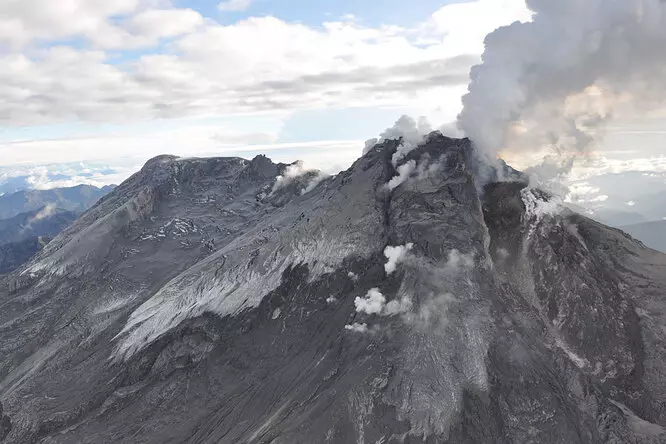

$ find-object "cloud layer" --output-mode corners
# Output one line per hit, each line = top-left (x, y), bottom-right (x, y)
(0, 0), (531, 128)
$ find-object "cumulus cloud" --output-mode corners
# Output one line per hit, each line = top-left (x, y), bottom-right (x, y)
(0, 1), (204, 50)
(0, 0), (531, 127)
(128, 9), (204, 42)
(384, 243), (413, 275)
(218, 0), (252, 12)
(458, 0), (666, 180)
(354, 288), (386, 315)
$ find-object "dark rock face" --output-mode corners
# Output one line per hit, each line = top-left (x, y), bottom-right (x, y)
(0, 237), (51, 275)
(0, 402), (10, 441)
(0, 136), (665, 443)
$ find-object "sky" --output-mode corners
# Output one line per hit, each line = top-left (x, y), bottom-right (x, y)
(0, 0), (534, 188)
(0, 0), (664, 221)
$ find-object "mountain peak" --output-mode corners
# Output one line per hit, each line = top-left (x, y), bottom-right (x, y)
(1, 135), (666, 443)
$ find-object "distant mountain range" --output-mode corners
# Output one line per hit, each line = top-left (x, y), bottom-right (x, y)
(0, 185), (114, 274)
(620, 220), (666, 253)
(0, 236), (51, 275)
(0, 184), (115, 220)
(0, 207), (78, 245)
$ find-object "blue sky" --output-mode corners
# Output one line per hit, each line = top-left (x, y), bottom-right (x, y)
(180, 0), (461, 26)
(1, 0), (536, 183)
(3, 0), (664, 203)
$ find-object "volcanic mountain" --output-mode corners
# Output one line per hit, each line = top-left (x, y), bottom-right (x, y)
(0, 134), (665, 443)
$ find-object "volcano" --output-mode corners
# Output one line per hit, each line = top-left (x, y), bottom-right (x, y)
(0, 134), (665, 443)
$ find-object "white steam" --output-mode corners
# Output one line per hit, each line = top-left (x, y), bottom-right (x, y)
(271, 160), (328, 195)
(382, 115), (432, 166)
(354, 287), (413, 317)
(458, 0), (666, 176)
(384, 243), (413, 275)
(386, 160), (417, 191)
(354, 288), (386, 315)
(344, 323), (369, 333)
(29, 203), (57, 224)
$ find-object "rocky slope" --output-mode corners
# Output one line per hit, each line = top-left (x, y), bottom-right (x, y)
(0, 134), (665, 443)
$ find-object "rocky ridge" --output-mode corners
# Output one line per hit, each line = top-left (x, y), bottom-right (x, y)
(0, 134), (664, 443)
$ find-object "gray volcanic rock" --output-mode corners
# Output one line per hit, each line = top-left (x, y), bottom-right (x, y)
(0, 134), (666, 443)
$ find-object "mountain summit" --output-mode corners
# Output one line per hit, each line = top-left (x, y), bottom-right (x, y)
(1, 134), (665, 443)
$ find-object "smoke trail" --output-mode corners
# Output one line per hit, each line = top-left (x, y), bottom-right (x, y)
(458, 0), (666, 178)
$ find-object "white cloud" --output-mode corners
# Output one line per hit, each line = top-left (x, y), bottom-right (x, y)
(384, 243), (413, 275)
(354, 288), (386, 315)
(0, 1), (531, 127)
(0, 1), (205, 50)
(128, 9), (204, 41)
(218, 0), (252, 12)
(344, 323), (368, 333)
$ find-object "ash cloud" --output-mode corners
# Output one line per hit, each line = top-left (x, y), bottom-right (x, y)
(458, 0), (666, 180)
